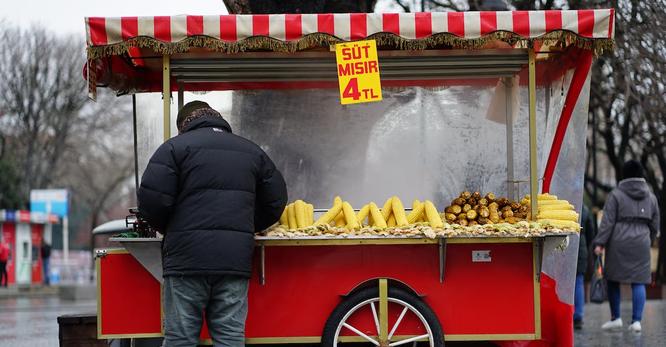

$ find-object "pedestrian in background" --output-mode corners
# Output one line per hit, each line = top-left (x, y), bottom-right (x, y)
(138, 101), (288, 347)
(41, 242), (51, 286)
(0, 239), (9, 287)
(593, 160), (660, 333)
(574, 204), (597, 329)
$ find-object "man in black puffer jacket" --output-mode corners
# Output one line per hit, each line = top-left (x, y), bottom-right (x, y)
(138, 101), (287, 347)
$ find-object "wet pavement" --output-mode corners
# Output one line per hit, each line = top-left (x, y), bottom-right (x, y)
(0, 297), (664, 346)
(0, 297), (96, 347)
(574, 300), (666, 347)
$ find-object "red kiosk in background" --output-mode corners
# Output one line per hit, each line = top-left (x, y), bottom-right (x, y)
(85, 9), (615, 347)
(0, 209), (58, 286)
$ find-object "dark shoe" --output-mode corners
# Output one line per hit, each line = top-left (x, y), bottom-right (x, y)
(574, 319), (583, 330)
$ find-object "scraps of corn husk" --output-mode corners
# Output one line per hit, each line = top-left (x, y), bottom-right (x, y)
(262, 220), (577, 239)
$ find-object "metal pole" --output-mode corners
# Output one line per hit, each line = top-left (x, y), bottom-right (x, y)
(177, 85), (184, 111)
(163, 55), (171, 141)
(505, 77), (515, 200)
(132, 95), (139, 192)
(528, 49), (538, 220)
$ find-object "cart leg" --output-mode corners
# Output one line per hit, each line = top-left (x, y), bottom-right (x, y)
(378, 278), (388, 345)
(162, 55), (171, 141)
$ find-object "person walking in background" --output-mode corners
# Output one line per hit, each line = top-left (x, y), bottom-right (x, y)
(138, 101), (288, 347)
(41, 242), (51, 286)
(0, 239), (9, 287)
(593, 160), (660, 333)
(574, 204), (597, 329)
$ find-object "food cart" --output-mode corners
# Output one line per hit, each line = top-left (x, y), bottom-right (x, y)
(85, 9), (615, 347)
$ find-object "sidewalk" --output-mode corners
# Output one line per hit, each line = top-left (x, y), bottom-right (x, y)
(0, 285), (59, 299)
(574, 300), (666, 347)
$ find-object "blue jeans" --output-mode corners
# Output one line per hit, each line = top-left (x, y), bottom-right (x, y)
(573, 274), (585, 321)
(607, 280), (646, 323)
(163, 275), (249, 347)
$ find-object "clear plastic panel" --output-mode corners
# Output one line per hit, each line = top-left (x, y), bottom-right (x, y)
(133, 73), (588, 212)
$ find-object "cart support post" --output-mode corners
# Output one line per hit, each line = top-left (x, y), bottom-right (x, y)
(439, 238), (446, 283)
(162, 55), (171, 141)
(528, 49), (538, 219)
(177, 85), (184, 111)
(379, 278), (388, 343)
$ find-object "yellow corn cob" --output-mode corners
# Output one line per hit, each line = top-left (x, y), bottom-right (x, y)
(279, 207), (288, 226)
(530, 199), (572, 206)
(369, 202), (387, 228)
(315, 196), (343, 225)
(392, 197), (409, 226)
(294, 200), (308, 228)
(538, 203), (574, 212)
(387, 214), (397, 227)
(287, 204), (297, 230)
(334, 211), (346, 227)
(381, 197), (393, 220)
(357, 204), (370, 226)
(408, 200), (425, 224)
(342, 202), (360, 229)
(306, 204), (314, 225)
(424, 200), (444, 228)
(524, 193), (559, 201)
(538, 219), (581, 231)
(537, 210), (579, 222)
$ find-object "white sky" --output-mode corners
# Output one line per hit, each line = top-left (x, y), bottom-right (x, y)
(3, 1), (404, 39)
(2, 0), (228, 38)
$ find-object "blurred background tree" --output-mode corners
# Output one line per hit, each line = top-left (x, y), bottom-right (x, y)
(0, 21), (134, 250)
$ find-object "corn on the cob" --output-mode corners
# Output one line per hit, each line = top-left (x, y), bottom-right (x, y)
(538, 219), (581, 231)
(306, 203), (314, 225)
(537, 210), (579, 222)
(369, 202), (387, 228)
(342, 202), (360, 229)
(424, 200), (443, 228)
(279, 207), (288, 226)
(408, 200), (425, 224)
(392, 197), (409, 226)
(538, 203), (575, 211)
(334, 211), (346, 227)
(287, 204), (297, 230)
(315, 196), (343, 225)
(356, 204), (370, 226)
(381, 197), (393, 220)
(294, 200), (308, 228)
(387, 214), (397, 227)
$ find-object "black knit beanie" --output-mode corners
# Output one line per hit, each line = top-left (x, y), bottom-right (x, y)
(622, 160), (645, 179)
(176, 101), (211, 130)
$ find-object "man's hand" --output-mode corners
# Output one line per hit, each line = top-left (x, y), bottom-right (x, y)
(594, 245), (604, 256)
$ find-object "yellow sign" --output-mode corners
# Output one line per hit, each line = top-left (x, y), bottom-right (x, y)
(335, 40), (382, 105)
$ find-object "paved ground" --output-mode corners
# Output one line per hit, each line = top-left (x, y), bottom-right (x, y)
(574, 300), (666, 347)
(0, 297), (664, 346)
(0, 297), (96, 347)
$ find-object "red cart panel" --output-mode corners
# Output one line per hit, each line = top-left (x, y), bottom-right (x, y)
(98, 239), (538, 343)
(97, 250), (163, 338)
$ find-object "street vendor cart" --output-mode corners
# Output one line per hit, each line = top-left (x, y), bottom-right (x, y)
(85, 8), (615, 347)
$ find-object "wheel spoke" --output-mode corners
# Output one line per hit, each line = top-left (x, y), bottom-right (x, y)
(387, 306), (409, 340)
(388, 334), (430, 347)
(342, 323), (380, 346)
(370, 301), (380, 335)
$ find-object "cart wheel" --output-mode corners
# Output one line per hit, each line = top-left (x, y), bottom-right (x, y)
(322, 286), (444, 347)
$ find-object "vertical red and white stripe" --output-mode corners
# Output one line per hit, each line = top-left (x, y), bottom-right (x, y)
(86, 9), (614, 47)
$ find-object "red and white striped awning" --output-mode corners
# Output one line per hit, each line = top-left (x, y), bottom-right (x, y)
(86, 10), (614, 58)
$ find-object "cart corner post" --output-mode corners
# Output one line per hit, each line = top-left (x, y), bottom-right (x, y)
(528, 48), (538, 220)
(162, 55), (171, 142)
